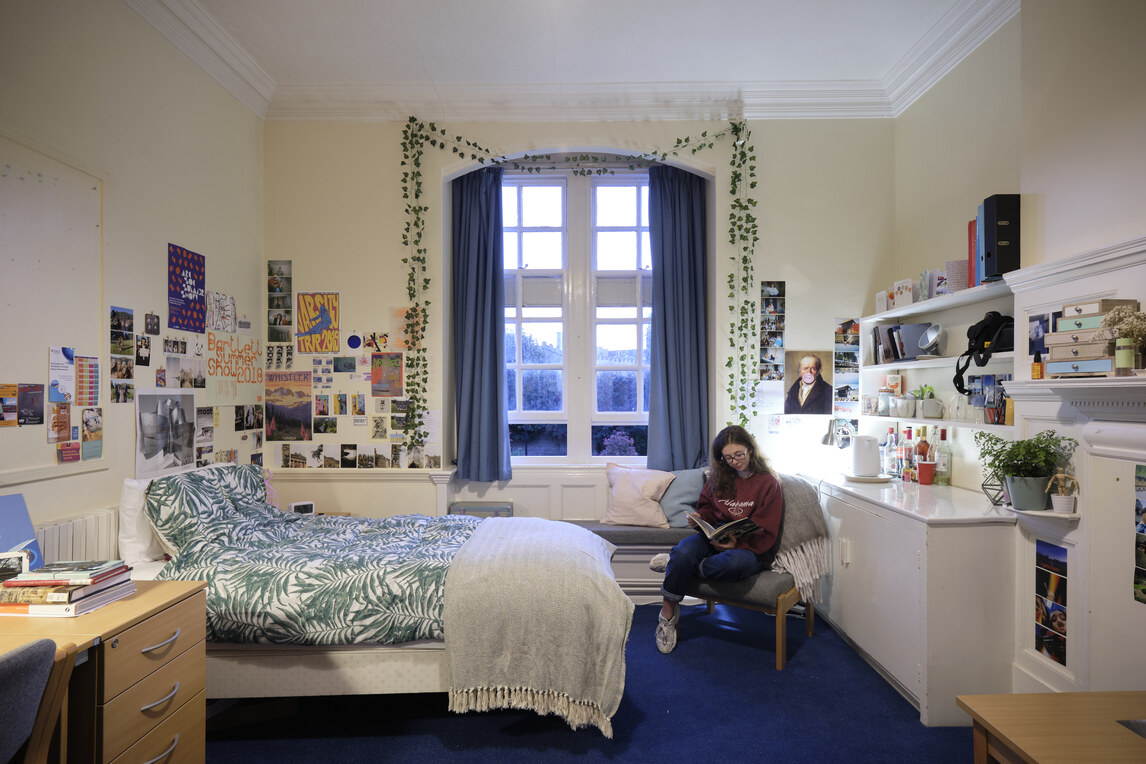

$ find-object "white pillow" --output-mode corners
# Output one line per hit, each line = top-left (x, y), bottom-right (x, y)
(117, 478), (165, 565)
(603, 463), (675, 528)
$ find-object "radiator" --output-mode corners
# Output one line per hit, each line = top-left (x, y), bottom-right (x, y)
(34, 507), (118, 564)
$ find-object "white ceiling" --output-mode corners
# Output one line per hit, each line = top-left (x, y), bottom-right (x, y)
(125, 0), (1019, 121)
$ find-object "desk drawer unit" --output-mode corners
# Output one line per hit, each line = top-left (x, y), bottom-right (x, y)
(1044, 328), (1101, 346)
(108, 689), (206, 764)
(1048, 342), (1109, 360)
(1061, 298), (1138, 316)
(97, 590), (206, 763)
(1055, 314), (1106, 331)
(1047, 357), (1115, 377)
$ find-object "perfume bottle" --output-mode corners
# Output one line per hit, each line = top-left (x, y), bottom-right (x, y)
(1032, 350), (1045, 380)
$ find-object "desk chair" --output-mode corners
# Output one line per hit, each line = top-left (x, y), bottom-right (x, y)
(681, 474), (829, 670)
(0, 639), (78, 764)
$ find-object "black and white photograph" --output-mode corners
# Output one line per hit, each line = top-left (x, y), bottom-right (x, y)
(135, 390), (196, 480)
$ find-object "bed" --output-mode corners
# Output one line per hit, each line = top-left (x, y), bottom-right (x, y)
(121, 463), (634, 737)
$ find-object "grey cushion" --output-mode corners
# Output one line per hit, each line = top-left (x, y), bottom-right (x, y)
(687, 570), (797, 606)
(565, 520), (692, 546)
(658, 468), (707, 528)
(0, 638), (56, 762)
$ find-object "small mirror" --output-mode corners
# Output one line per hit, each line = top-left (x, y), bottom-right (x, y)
(919, 323), (945, 356)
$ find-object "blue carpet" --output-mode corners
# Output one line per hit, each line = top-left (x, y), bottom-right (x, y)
(206, 604), (971, 762)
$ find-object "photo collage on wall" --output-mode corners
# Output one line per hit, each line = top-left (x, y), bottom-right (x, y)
(1133, 464), (1146, 605)
(833, 318), (860, 418)
(759, 281), (785, 381)
(1034, 539), (1068, 666)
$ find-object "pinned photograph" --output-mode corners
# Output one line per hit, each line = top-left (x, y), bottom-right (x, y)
(135, 390), (196, 479)
(783, 350), (833, 415)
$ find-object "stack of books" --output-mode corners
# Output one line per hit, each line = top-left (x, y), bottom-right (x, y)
(0, 559), (135, 617)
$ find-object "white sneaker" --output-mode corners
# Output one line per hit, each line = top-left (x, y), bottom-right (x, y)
(649, 553), (669, 572)
(655, 607), (679, 654)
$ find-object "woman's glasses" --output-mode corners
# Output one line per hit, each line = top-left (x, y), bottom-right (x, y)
(722, 450), (748, 464)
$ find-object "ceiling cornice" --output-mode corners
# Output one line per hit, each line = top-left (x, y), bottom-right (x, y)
(125, 0), (1019, 123)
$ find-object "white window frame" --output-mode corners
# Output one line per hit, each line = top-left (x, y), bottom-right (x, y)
(503, 169), (650, 464)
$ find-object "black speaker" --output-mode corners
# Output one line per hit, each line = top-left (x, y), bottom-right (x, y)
(979, 194), (1020, 281)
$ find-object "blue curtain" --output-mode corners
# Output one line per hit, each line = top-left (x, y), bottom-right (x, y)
(452, 166), (511, 481)
(647, 164), (709, 470)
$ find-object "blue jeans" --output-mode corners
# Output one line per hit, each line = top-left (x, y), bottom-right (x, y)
(660, 533), (772, 603)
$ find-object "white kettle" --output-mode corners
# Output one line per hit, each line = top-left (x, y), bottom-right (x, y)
(851, 435), (881, 477)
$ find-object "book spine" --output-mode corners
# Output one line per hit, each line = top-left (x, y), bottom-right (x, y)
(0, 588), (73, 604)
(0, 601), (76, 616)
(5, 577), (102, 587)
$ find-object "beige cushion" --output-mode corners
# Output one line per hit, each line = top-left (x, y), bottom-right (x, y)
(603, 463), (675, 528)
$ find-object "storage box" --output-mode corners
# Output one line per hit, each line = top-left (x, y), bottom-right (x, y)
(1048, 342), (1109, 361)
(1056, 314), (1106, 332)
(1044, 328), (1102, 346)
(1047, 356), (1115, 378)
(448, 501), (513, 517)
(1061, 298), (1139, 318)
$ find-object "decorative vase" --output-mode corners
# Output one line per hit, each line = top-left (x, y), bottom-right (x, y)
(1050, 494), (1077, 514)
(1005, 475), (1052, 511)
(919, 398), (943, 419)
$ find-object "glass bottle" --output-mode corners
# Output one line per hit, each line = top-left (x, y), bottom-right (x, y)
(914, 425), (931, 467)
(933, 428), (951, 485)
(902, 426), (914, 480)
(884, 427), (899, 477)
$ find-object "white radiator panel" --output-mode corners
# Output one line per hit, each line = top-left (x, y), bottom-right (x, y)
(34, 507), (118, 563)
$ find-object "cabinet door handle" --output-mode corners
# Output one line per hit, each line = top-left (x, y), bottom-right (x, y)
(139, 681), (180, 712)
(141, 734), (180, 764)
(140, 627), (181, 654)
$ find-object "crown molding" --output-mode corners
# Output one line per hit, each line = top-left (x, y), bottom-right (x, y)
(127, 0), (1018, 123)
(123, 0), (274, 118)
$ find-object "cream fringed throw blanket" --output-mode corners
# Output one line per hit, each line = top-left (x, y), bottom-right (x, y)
(443, 517), (635, 738)
(770, 474), (832, 603)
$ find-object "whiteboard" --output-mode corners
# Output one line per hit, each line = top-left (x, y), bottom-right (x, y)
(0, 133), (105, 485)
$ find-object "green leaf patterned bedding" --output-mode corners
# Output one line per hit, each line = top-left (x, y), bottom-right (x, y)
(145, 465), (481, 645)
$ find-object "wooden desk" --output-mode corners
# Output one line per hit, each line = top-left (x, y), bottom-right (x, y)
(1, 580), (207, 763)
(957, 691), (1146, 763)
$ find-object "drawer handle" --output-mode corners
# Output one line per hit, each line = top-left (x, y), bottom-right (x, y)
(1071, 348), (1079, 356)
(1071, 334), (1079, 342)
(1073, 319), (1083, 328)
(1071, 363), (1080, 371)
(141, 734), (180, 764)
(1073, 306), (1083, 314)
(140, 627), (181, 654)
(139, 681), (180, 712)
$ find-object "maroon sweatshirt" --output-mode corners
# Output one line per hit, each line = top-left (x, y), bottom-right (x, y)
(695, 471), (783, 555)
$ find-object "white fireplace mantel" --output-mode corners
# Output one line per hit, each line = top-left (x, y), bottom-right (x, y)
(1004, 378), (1146, 423)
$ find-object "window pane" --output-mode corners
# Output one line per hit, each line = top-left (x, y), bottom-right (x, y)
(597, 371), (637, 412)
(522, 232), (563, 269)
(592, 425), (647, 456)
(505, 368), (517, 412)
(643, 370), (650, 412)
(641, 231), (652, 270)
(502, 186), (518, 227)
(596, 186), (637, 227)
(503, 232), (518, 269)
(640, 186), (649, 226)
(509, 424), (567, 456)
(642, 323), (651, 364)
(522, 186), (563, 227)
(596, 231), (637, 270)
(596, 307), (638, 319)
(521, 323), (562, 363)
(504, 326), (517, 363)
(523, 370), (563, 411)
(596, 325), (636, 364)
(522, 307), (561, 318)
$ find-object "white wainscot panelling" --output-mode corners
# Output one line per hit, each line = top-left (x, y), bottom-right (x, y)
(450, 465), (610, 521)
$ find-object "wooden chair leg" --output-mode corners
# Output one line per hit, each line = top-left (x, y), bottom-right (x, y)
(805, 601), (815, 637)
(775, 609), (787, 671)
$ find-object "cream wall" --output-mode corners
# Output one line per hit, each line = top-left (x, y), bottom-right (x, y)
(262, 118), (893, 511)
(0, 0), (263, 521)
(893, 16), (1021, 291)
(1020, 0), (1146, 264)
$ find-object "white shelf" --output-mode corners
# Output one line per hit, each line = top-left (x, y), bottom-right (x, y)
(864, 351), (1015, 373)
(1005, 505), (1080, 521)
(863, 280), (1012, 324)
(865, 416), (1011, 432)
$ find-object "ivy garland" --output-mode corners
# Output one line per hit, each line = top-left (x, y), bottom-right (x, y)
(398, 116), (759, 451)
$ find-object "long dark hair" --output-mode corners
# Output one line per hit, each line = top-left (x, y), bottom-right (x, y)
(709, 425), (771, 498)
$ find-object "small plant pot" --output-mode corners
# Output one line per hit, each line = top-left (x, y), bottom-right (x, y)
(919, 398), (943, 419)
(1050, 494), (1077, 514)
(1005, 475), (1052, 511)
(892, 396), (916, 418)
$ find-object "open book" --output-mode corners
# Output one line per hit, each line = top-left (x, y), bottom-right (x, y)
(686, 511), (759, 543)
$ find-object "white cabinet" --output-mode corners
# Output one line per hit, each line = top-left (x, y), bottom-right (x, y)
(817, 478), (1015, 725)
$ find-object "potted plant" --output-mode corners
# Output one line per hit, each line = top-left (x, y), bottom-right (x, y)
(1045, 469), (1081, 513)
(1096, 305), (1146, 372)
(912, 384), (943, 418)
(973, 430), (1079, 511)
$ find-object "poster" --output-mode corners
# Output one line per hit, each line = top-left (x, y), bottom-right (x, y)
(207, 290), (237, 332)
(81, 407), (102, 460)
(17, 383), (44, 425)
(1034, 539), (1068, 666)
(833, 317), (860, 417)
(783, 349), (833, 415)
(296, 292), (340, 354)
(75, 355), (100, 406)
(48, 345), (75, 402)
(134, 391), (196, 480)
(0, 383), (17, 427)
(758, 281), (786, 414)
(205, 330), (262, 405)
(268, 260), (293, 343)
(1134, 464), (1146, 604)
(371, 352), (403, 397)
(168, 243), (206, 333)
(265, 371), (312, 441)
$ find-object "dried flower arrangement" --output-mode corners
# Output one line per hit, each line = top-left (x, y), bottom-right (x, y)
(1097, 304), (1146, 354)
